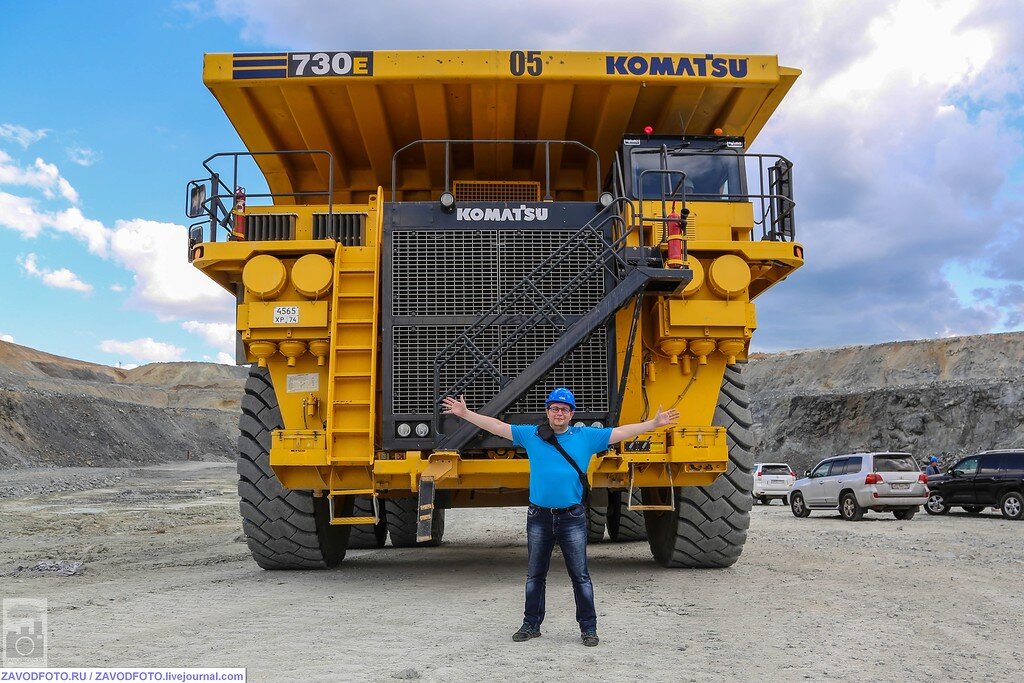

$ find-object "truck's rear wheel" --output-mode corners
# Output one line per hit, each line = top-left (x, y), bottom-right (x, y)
(607, 490), (648, 542)
(346, 496), (389, 549)
(237, 366), (351, 569)
(387, 497), (445, 547)
(586, 504), (607, 543)
(644, 365), (754, 568)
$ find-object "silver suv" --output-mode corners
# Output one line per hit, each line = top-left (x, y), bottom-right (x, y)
(790, 452), (929, 521)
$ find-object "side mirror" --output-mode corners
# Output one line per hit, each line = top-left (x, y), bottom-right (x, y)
(803, 469), (811, 478)
(948, 468), (957, 477)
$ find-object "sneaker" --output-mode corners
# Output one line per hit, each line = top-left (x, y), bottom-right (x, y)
(581, 629), (599, 647)
(512, 624), (542, 642)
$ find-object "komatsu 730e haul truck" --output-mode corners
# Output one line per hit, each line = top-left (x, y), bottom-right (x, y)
(185, 50), (803, 569)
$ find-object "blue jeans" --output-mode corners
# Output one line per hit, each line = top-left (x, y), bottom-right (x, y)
(524, 503), (597, 631)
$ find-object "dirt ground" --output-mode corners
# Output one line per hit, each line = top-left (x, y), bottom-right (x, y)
(1, 463), (1021, 681)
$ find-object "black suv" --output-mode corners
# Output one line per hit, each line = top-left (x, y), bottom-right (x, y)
(924, 450), (1024, 520)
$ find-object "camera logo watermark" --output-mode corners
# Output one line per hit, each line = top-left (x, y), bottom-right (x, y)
(3, 598), (47, 667)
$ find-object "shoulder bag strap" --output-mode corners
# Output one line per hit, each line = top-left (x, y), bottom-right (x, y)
(542, 433), (591, 505)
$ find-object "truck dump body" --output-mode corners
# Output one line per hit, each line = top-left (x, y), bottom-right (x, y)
(190, 48), (804, 569)
(204, 50), (799, 202)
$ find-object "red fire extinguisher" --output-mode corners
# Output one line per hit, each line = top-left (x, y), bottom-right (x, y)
(665, 210), (687, 268)
(232, 186), (246, 240)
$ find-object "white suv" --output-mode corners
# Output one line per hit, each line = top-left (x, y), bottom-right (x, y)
(752, 463), (796, 505)
(790, 452), (929, 521)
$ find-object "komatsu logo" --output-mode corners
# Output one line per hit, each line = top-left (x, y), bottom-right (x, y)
(456, 205), (549, 222)
(606, 54), (748, 78)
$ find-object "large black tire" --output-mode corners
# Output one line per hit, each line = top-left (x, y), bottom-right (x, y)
(644, 365), (754, 568)
(586, 504), (607, 543)
(607, 489), (648, 542)
(346, 496), (389, 549)
(237, 366), (351, 569)
(387, 497), (445, 547)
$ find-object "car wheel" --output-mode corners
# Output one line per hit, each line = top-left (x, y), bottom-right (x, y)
(790, 492), (810, 518)
(963, 506), (984, 515)
(999, 491), (1023, 520)
(893, 507), (917, 520)
(925, 492), (949, 515)
(758, 496), (769, 506)
(782, 495), (789, 506)
(840, 492), (864, 521)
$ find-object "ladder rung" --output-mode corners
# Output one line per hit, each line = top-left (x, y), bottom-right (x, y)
(330, 488), (375, 496)
(336, 292), (374, 298)
(335, 345), (372, 351)
(336, 319), (375, 324)
(332, 428), (370, 434)
(334, 372), (371, 377)
(333, 399), (372, 405)
(329, 516), (378, 526)
(338, 267), (375, 273)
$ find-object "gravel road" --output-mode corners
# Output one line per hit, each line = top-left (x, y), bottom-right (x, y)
(1, 463), (1021, 681)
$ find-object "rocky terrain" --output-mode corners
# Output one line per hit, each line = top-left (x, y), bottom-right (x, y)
(2, 333), (1024, 472)
(0, 341), (245, 468)
(746, 331), (1024, 471)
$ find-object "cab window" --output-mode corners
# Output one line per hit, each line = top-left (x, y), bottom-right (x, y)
(979, 454), (1004, 474)
(810, 461), (834, 478)
(631, 149), (743, 201)
(952, 457), (979, 476)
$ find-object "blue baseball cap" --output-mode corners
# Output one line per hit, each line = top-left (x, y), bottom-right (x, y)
(930, 456), (939, 463)
(545, 387), (576, 410)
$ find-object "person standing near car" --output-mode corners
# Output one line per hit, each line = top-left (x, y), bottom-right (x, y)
(925, 456), (942, 475)
(441, 387), (678, 647)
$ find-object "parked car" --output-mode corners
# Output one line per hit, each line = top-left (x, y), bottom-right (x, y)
(790, 452), (928, 521)
(752, 463), (796, 505)
(924, 450), (1024, 520)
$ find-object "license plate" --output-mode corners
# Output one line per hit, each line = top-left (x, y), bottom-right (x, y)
(891, 483), (910, 490)
(274, 306), (299, 324)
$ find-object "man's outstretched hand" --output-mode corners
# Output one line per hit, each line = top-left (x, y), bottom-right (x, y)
(441, 395), (469, 418)
(652, 406), (680, 429)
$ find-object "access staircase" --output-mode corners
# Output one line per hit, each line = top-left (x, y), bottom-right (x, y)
(434, 201), (692, 450)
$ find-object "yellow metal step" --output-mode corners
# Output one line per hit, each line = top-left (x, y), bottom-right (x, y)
(336, 319), (375, 324)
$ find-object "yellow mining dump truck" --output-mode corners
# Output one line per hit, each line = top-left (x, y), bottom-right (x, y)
(185, 50), (802, 569)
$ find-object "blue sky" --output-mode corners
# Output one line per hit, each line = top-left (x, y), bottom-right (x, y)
(1, 0), (1023, 367)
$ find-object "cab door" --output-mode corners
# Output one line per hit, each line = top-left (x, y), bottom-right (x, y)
(945, 456), (979, 504)
(821, 457), (857, 506)
(972, 454), (1005, 506)
(805, 459), (836, 506)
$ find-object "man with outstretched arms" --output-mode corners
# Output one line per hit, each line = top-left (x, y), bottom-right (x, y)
(442, 387), (679, 647)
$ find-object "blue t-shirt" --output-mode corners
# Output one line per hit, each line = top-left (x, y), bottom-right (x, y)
(511, 424), (613, 508)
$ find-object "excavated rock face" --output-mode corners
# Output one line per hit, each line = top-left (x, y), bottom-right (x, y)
(0, 341), (246, 468)
(2, 332), (1023, 470)
(746, 332), (1024, 471)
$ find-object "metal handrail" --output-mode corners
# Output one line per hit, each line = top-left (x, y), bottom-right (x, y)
(185, 150), (336, 243)
(390, 139), (602, 201)
(628, 149), (796, 241)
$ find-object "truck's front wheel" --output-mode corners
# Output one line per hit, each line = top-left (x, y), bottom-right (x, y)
(237, 366), (351, 569)
(644, 365), (754, 568)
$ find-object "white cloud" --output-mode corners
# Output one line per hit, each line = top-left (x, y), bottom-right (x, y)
(215, 351), (235, 364)
(0, 124), (47, 148)
(0, 151), (78, 203)
(108, 218), (235, 321)
(0, 191), (47, 237)
(98, 338), (185, 363)
(182, 320), (236, 354)
(17, 253), (94, 294)
(110, 283), (125, 292)
(67, 147), (99, 167)
(0, 334), (14, 343)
